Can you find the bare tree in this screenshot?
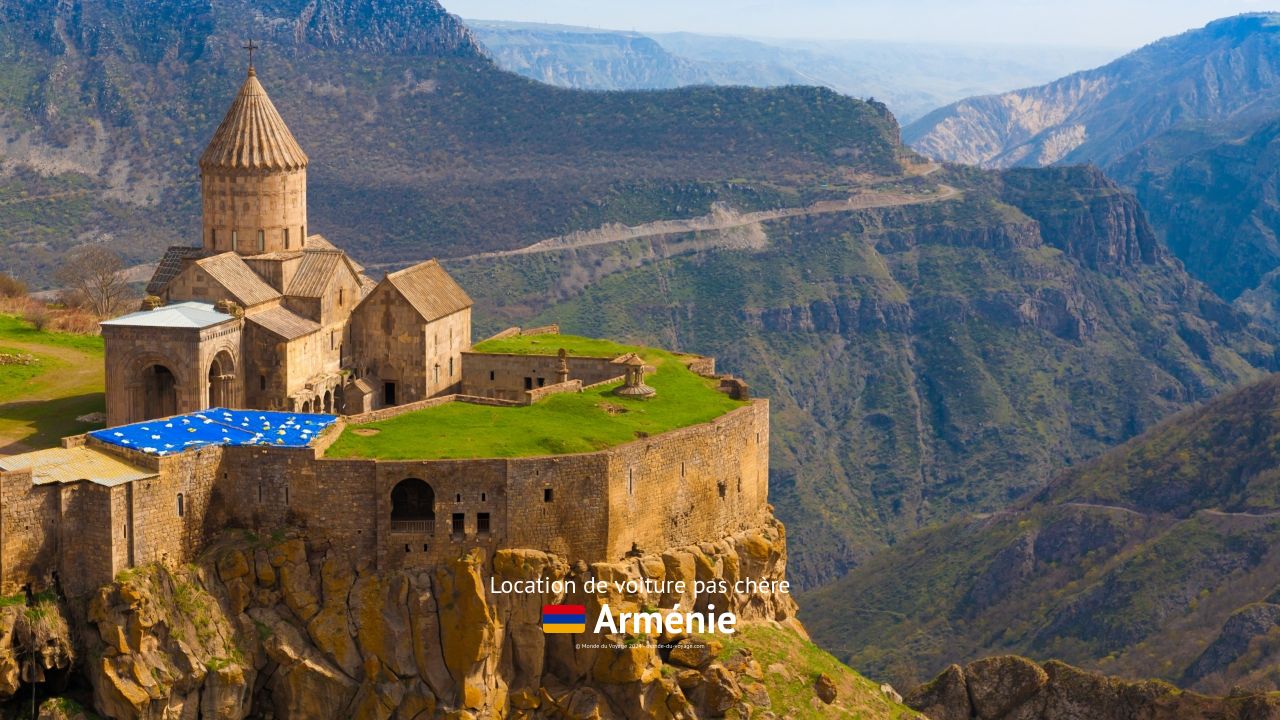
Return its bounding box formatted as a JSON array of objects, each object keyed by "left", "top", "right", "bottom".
[{"left": 55, "top": 245, "right": 130, "bottom": 318}]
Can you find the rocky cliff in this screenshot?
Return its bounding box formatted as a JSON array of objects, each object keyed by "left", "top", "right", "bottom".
[
  {"left": 905, "top": 656, "right": 1280, "bottom": 720},
  {"left": 0, "top": 518, "right": 914, "bottom": 719}
]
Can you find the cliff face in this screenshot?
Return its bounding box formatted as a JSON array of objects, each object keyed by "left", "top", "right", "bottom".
[
  {"left": 905, "top": 656, "right": 1280, "bottom": 720},
  {"left": 43, "top": 518, "right": 911, "bottom": 719}
]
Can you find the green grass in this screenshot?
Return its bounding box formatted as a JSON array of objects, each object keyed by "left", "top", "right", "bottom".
[
  {"left": 474, "top": 333, "right": 643, "bottom": 358},
  {"left": 0, "top": 314, "right": 104, "bottom": 354},
  {"left": 0, "top": 344, "right": 46, "bottom": 400},
  {"left": 0, "top": 313, "right": 104, "bottom": 451},
  {"left": 326, "top": 335, "right": 743, "bottom": 459}
]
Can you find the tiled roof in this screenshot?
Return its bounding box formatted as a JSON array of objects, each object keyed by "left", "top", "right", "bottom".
[
  {"left": 384, "top": 260, "right": 473, "bottom": 322},
  {"left": 0, "top": 447, "right": 156, "bottom": 487},
  {"left": 196, "top": 253, "right": 281, "bottom": 307},
  {"left": 199, "top": 69, "right": 308, "bottom": 172},
  {"left": 286, "top": 250, "right": 343, "bottom": 298},
  {"left": 101, "top": 301, "right": 234, "bottom": 329},
  {"left": 304, "top": 234, "right": 337, "bottom": 251},
  {"left": 146, "top": 246, "right": 207, "bottom": 296},
  {"left": 247, "top": 305, "right": 320, "bottom": 340}
]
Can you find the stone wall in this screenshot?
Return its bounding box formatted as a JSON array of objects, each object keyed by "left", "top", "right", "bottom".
[
  {"left": 604, "top": 402, "right": 769, "bottom": 558},
  {"left": 0, "top": 471, "right": 57, "bottom": 595},
  {"left": 459, "top": 352, "right": 624, "bottom": 401}
]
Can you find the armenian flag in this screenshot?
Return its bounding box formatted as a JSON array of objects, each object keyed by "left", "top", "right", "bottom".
[{"left": 542, "top": 604, "right": 587, "bottom": 633}]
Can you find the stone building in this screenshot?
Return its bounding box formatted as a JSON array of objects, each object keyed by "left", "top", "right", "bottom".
[{"left": 102, "top": 65, "right": 472, "bottom": 426}]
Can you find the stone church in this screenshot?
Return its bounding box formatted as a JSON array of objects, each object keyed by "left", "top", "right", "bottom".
[{"left": 102, "top": 65, "right": 472, "bottom": 426}]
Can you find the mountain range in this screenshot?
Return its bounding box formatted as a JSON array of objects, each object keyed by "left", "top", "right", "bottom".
[
  {"left": 469, "top": 20, "right": 1122, "bottom": 124},
  {"left": 906, "top": 13, "right": 1280, "bottom": 327},
  {"left": 0, "top": 0, "right": 900, "bottom": 289}
]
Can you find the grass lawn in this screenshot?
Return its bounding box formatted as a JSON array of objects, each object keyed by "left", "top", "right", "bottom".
[
  {"left": 0, "top": 314, "right": 105, "bottom": 454},
  {"left": 473, "top": 334, "right": 643, "bottom": 358},
  {"left": 326, "top": 335, "right": 742, "bottom": 460}
]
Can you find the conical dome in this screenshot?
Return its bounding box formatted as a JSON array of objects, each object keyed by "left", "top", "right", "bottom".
[{"left": 199, "top": 69, "right": 309, "bottom": 172}]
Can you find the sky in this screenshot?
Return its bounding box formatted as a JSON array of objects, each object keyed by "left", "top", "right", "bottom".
[{"left": 440, "top": 0, "right": 1277, "bottom": 49}]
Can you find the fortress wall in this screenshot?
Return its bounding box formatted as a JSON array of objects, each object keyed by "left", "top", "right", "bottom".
[
  {"left": 374, "top": 460, "right": 508, "bottom": 569},
  {"left": 603, "top": 401, "right": 770, "bottom": 560},
  {"left": 218, "top": 446, "right": 330, "bottom": 530},
  {"left": 127, "top": 447, "right": 223, "bottom": 569},
  {"left": 460, "top": 353, "right": 624, "bottom": 401},
  {"left": 505, "top": 454, "right": 612, "bottom": 561},
  {"left": 57, "top": 482, "right": 117, "bottom": 596},
  {"left": 0, "top": 470, "right": 58, "bottom": 595}
]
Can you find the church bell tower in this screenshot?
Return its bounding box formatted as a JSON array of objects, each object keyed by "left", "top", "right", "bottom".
[{"left": 199, "top": 53, "right": 309, "bottom": 257}]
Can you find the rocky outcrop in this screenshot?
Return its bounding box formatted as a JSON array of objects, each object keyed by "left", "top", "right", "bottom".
[
  {"left": 0, "top": 595, "right": 76, "bottom": 704},
  {"left": 907, "top": 656, "right": 1280, "bottom": 720},
  {"left": 1183, "top": 603, "right": 1280, "bottom": 686},
  {"left": 69, "top": 519, "right": 832, "bottom": 719}
]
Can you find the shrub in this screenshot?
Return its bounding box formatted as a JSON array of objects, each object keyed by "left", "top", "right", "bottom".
[
  {"left": 0, "top": 273, "right": 26, "bottom": 298},
  {"left": 23, "top": 303, "right": 50, "bottom": 331}
]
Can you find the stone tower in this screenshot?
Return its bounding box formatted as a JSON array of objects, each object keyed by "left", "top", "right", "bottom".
[{"left": 199, "top": 66, "right": 309, "bottom": 256}]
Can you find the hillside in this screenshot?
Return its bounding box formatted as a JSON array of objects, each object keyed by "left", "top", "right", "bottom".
[
  {"left": 0, "top": 0, "right": 901, "bottom": 288},
  {"left": 803, "top": 370, "right": 1280, "bottom": 693},
  {"left": 448, "top": 164, "right": 1278, "bottom": 590}
]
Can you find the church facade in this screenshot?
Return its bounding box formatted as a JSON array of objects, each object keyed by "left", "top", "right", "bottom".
[{"left": 102, "top": 66, "right": 472, "bottom": 426}]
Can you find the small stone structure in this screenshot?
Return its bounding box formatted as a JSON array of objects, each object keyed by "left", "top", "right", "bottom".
[{"left": 613, "top": 353, "right": 656, "bottom": 399}]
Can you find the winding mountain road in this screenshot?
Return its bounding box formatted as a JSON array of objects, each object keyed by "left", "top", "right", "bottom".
[{"left": 447, "top": 183, "right": 962, "bottom": 263}]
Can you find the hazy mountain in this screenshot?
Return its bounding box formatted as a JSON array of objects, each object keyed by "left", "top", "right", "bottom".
[
  {"left": 804, "top": 369, "right": 1280, "bottom": 694},
  {"left": 905, "top": 14, "right": 1280, "bottom": 169},
  {"left": 469, "top": 20, "right": 1123, "bottom": 124}
]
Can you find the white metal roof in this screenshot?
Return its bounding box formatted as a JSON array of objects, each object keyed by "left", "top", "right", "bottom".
[{"left": 101, "top": 301, "right": 234, "bottom": 329}]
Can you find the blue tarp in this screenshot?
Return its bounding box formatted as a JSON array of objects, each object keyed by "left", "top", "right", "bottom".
[{"left": 89, "top": 408, "right": 338, "bottom": 456}]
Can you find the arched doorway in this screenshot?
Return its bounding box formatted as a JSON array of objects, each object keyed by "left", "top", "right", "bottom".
[
  {"left": 141, "top": 364, "right": 177, "bottom": 420},
  {"left": 322, "top": 389, "right": 333, "bottom": 414},
  {"left": 333, "top": 384, "right": 346, "bottom": 415},
  {"left": 301, "top": 399, "right": 312, "bottom": 413},
  {"left": 390, "top": 478, "right": 435, "bottom": 534},
  {"left": 208, "top": 351, "right": 235, "bottom": 408}
]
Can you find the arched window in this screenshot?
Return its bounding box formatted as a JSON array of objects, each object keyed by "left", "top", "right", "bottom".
[
  {"left": 391, "top": 478, "right": 435, "bottom": 534},
  {"left": 256, "top": 229, "right": 265, "bottom": 253},
  {"left": 177, "top": 493, "right": 185, "bottom": 517}
]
